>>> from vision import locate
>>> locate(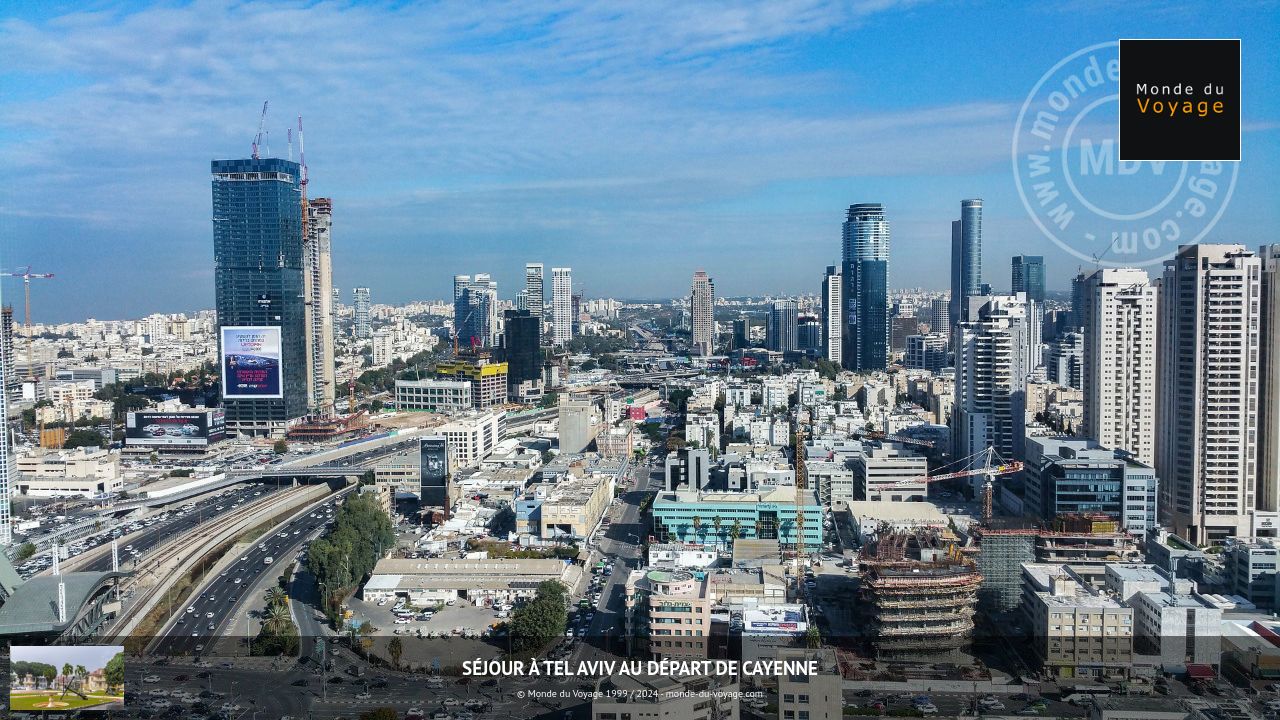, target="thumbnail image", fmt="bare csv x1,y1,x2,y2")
8,646,124,712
